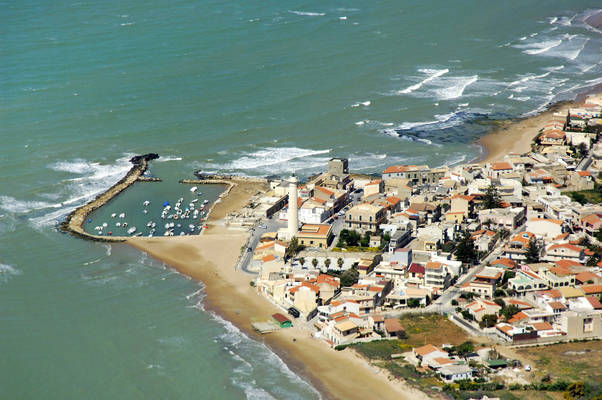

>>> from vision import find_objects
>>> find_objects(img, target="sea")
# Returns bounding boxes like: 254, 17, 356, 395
1, 0, 600, 398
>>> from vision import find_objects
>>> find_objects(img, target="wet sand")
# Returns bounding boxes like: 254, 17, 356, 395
127, 228, 428, 400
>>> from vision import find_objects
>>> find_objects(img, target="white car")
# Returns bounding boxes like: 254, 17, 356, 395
258, 225, 267, 229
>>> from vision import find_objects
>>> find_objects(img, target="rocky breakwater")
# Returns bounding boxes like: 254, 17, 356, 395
60, 153, 159, 242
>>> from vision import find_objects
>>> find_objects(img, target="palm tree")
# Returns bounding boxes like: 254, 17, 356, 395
337, 257, 344, 269
312, 258, 318, 269
324, 258, 331, 270
299, 257, 305, 267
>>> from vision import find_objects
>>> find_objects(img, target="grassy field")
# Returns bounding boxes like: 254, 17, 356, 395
350, 314, 473, 361
400, 313, 473, 347
567, 189, 602, 205
512, 340, 602, 384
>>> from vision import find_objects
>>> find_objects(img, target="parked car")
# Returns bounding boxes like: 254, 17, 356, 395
258, 224, 267, 229
288, 307, 300, 318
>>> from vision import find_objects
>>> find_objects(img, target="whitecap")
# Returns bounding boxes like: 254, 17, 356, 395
0, 196, 61, 214
0, 263, 21, 283
156, 156, 182, 162
434, 75, 478, 100
522, 39, 562, 55
288, 10, 325, 16
396, 68, 449, 95
351, 100, 370, 107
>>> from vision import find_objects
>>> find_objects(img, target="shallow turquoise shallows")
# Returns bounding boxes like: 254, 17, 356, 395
1, 0, 600, 398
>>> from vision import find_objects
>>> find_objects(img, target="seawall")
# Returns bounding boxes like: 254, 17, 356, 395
59, 153, 159, 242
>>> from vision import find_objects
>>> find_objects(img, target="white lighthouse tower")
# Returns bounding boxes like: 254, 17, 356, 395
287, 175, 299, 237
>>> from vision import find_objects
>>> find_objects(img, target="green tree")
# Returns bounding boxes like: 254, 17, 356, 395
525, 238, 541, 263
501, 304, 520, 320
324, 258, 331, 269
337, 257, 344, 269
340, 267, 359, 287
563, 381, 584, 400
596, 228, 602, 242
483, 183, 502, 209
455, 230, 477, 264
299, 257, 305, 267
312, 258, 318, 269
479, 314, 497, 328
285, 237, 300, 260
407, 298, 421, 308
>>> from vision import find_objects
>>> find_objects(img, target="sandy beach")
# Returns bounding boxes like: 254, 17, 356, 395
478, 83, 602, 163
127, 227, 429, 400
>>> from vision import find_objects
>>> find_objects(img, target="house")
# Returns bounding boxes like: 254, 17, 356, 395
297, 224, 333, 249
287, 282, 320, 315
466, 299, 502, 321
345, 203, 386, 233
488, 162, 515, 178
464, 267, 504, 298
450, 194, 475, 217
384, 178, 413, 199
582, 214, 602, 239
472, 230, 497, 253
439, 365, 474, 383
363, 179, 384, 199
503, 232, 536, 261
490, 258, 518, 270
478, 207, 525, 230
413, 344, 448, 362
526, 218, 564, 240
384, 318, 406, 338
544, 243, 585, 263
424, 262, 451, 290
508, 269, 548, 296
559, 310, 602, 340
298, 197, 332, 224
382, 165, 444, 185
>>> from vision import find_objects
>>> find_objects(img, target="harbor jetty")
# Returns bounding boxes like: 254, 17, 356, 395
60, 153, 159, 242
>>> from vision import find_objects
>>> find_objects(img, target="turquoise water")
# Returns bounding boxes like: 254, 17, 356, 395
1, 0, 600, 398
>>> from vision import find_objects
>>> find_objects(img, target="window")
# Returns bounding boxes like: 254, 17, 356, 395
584, 318, 594, 333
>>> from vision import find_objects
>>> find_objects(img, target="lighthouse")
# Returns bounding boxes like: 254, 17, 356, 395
287, 175, 299, 237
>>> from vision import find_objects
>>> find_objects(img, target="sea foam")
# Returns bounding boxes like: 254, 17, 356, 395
396, 68, 449, 94
435, 75, 478, 100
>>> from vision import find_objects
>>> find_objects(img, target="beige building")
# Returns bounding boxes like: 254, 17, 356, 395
345, 203, 386, 233
297, 224, 333, 249
559, 311, 602, 340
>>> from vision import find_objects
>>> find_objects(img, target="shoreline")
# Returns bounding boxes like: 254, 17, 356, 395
476, 82, 602, 164
126, 203, 429, 400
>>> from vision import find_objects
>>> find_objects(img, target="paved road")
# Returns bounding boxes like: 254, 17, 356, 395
238, 218, 286, 274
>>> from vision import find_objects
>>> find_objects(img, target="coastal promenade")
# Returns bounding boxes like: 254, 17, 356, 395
59, 153, 159, 242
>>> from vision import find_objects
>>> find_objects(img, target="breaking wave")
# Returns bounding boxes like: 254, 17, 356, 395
396, 68, 449, 94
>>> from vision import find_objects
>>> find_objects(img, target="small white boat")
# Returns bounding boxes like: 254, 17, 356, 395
119, 213, 126, 218
180, 232, 185, 236
123, 222, 128, 228
191, 199, 198, 203
203, 199, 209, 204
190, 186, 198, 193
111, 213, 117, 218
116, 222, 121, 227
146, 222, 152, 227
164, 223, 170, 229
143, 209, 148, 214
143, 200, 150, 206
102, 222, 108, 227
127, 227, 137, 234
